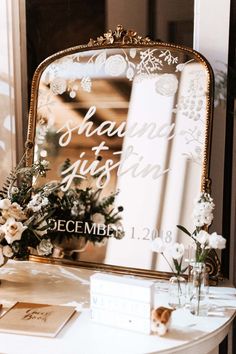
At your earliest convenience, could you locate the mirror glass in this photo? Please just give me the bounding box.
[27,33,213,276]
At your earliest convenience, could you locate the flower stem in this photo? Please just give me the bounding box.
[161,253,176,274]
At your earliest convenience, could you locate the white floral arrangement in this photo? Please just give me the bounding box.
[179,193,226,263]
[151,238,188,276]
[151,192,226,272]
[0,158,124,266]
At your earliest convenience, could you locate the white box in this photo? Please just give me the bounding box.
[90,273,155,334]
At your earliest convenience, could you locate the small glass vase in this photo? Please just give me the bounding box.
[189,262,209,316]
[168,275,186,308]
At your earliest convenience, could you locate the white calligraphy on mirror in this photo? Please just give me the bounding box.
[57,106,175,147]
[60,143,170,191]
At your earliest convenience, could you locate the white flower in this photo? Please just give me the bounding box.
[195,230,209,245]
[168,242,185,260]
[0,247,5,266]
[1,217,27,244]
[201,213,214,225]
[2,202,26,221]
[155,74,178,96]
[105,55,127,76]
[3,245,13,258]
[194,201,214,213]
[151,238,165,253]
[37,239,53,256]
[0,199,11,210]
[71,204,78,217]
[27,194,49,212]
[193,215,205,227]
[192,200,214,227]
[208,232,226,249]
[50,77,67,95]
[11,187,19,194]
[91,213,105,224]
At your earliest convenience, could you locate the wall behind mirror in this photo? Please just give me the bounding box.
[25,0,194,102]
[25,1,199,274]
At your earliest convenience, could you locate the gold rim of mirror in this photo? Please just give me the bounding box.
[26,25,215,280]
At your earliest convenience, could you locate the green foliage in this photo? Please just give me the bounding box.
[0,156,124,263]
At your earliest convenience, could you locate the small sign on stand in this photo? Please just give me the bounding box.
[90,273,155,334]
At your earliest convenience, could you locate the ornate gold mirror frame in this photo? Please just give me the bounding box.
[25,25,218,280]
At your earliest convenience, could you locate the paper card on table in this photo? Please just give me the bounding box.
[0,302,76,337]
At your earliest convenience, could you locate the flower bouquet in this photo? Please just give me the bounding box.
[177,192,226,265]
[151,192,226,313]
[0,157,124,265]
[177,192,226,315]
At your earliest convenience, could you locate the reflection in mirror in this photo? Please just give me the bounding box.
[27,29,213,277]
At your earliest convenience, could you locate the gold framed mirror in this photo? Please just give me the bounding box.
[26,25,214,279]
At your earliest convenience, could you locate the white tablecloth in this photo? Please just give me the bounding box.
[0,260,234,354]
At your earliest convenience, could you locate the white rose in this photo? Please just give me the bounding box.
[1,217,27,244]
[91,213,105,225]
[195,230,209,245]
[155,74,178,96]
[37,239,53,256]
[0,199,11,210]
[2,202,26,221]
[105,55,127,76]
[151,238,165,253]
[208,232,226,249]
[3,245,13,258]
[169,242,185,260]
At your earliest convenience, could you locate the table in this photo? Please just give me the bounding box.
[0,260,235,354]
